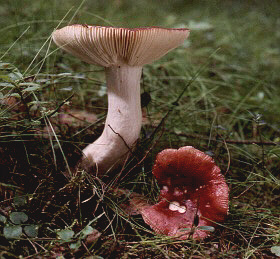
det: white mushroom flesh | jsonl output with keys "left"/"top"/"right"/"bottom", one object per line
{"left": 177, "top": 206, "right": 186, "bottom": 214}
{"left": 169, "top": 201, "right": 186, "bottom": 214}
{"left": 82, "top": 65, "right": 142, "bottom": 172}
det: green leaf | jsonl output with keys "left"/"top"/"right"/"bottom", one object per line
{"left": 14, "top": 195, "right": 26, "bottom": 207}
{"left": 0, "top": 214, "right": 7, "bottom": 223}
{"left": 7, "top": 93, "right": 20, "bottom": 98}
{"left": 0, "top": 82, "right": 13, "bottom": 87}
{"left": 8, "top": 71, "right": 23, "bottom": 81}
{"left": 10, "top": 212, "right": 28, "bottom": 224}
{"left": 81, "top": 225, "right": 94, "bottom": 239}
{"left": 24, "top": 225, "right": 38, "bottom": 238}
{"left": 197, "top": 226, "right": 215, "bottom": 232}
{"left": 4, "top": 225, "right": 22, "bottom": 239}
{"left": 271, "top": 246, "right": 280, "bottom": 257}
{"left": 19, "top": 82, "right": 40, "bottom": 87}
{"left": 69, "top": 241, "right": 81, "bottom": 250}
{"left": 22, "top": 85, "right": 41, "bottom": 92}
{"left": 57, "top": 229, "right": 74, "bottom": 241}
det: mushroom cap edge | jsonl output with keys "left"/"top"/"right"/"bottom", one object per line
{"left": 52, "top": 25, "right": 190, "bottom": 67}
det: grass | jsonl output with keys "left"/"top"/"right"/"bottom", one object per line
{"left": 0, "top": 0, "right": 280, "bottom": 258}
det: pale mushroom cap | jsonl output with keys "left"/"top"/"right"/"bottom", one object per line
{"left": 52, "top": 25, "right": 189, "bottom": 67}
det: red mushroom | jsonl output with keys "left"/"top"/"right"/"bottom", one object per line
{"left": 128, "top": 146, "right": 229, "bottom": 239}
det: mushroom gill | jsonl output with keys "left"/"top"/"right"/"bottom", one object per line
{"left": 127, "top": 146, "right": 229, "bottom": 240}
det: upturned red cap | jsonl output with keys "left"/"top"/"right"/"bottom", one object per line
{"left": 140, "top": 146, "right": 229, "bottom": 239}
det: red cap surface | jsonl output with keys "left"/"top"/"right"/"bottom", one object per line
{"left": 140, "top": 146, "right": 229, "bottom": 239}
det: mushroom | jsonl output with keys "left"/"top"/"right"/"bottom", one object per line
{"left": 126, "top": 146, "right": 229, "bottom": 240}
{"left": 52, "top": 25, "right": 189, "bottom": 173}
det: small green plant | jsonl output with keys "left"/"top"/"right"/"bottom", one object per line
{"left": 56, "top": 225, "right": 101, "bottom": 251}
{"left": 1, "top": 195, "right": 39, "bottom": 240}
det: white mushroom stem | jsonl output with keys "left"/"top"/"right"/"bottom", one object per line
{"left": 82, "top": 65, "right": 142, "bottom": 172}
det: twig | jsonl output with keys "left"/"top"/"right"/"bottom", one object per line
{"left": 233, "top": 183, "right": 255, "bottom": 199}
{"left": 108, "top": 124, "right": 134, "bottom": 156}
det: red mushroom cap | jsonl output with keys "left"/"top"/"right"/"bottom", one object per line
{"left": 140, "top": 146, "right": 229, "bottom": 239}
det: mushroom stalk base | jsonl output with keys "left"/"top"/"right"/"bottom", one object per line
{"left": 83, "top": 65, "right": 142, "bottom": 173}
